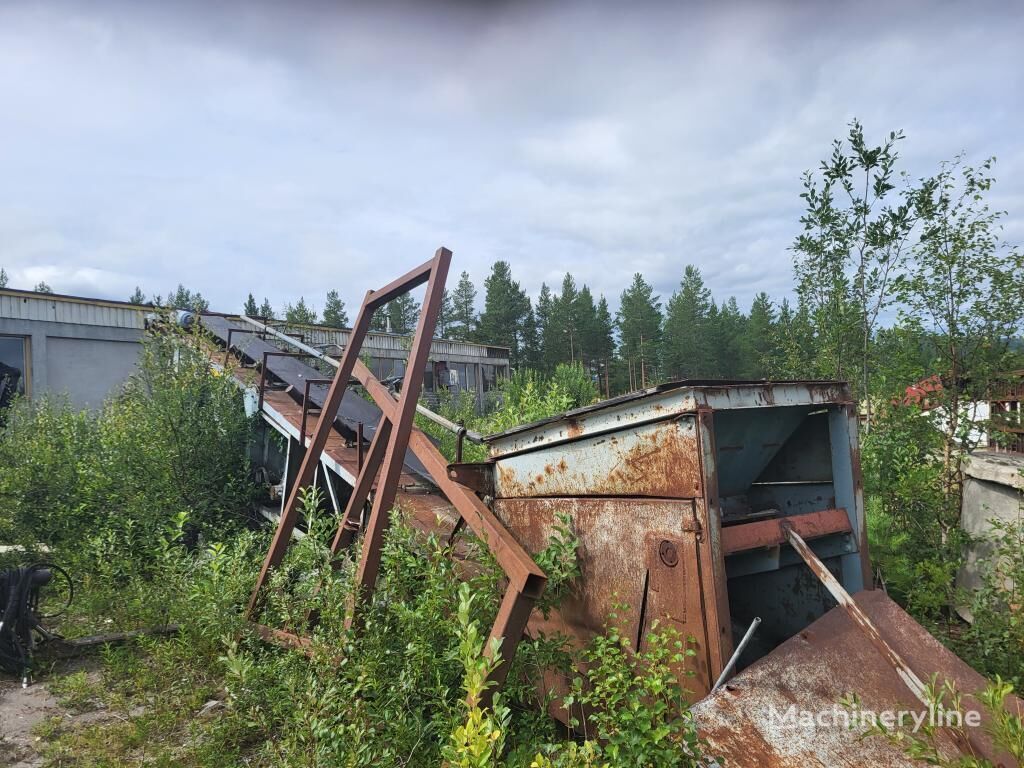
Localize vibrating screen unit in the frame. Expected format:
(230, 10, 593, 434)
(483, 380, 869, 703)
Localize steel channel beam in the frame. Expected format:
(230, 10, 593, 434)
(300, 378, 332, 445)
(245, 252, 440, 617)
(351, 248, 451, 605)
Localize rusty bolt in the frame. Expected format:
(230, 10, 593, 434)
(659, 540, 679, 567)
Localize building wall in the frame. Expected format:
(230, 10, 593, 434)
(956, 451, 1024, 622)
(0, 290, 148, 410)
(273, 321, 511, 413)
(1, 290, 511, 414)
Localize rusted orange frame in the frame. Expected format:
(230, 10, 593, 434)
(245, 248, 546, 695)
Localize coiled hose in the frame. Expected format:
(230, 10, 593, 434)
(0, 563, 72, 684)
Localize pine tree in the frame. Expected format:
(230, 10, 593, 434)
(576, 285, 599, 371)
(129, 287, 147, 305)
(774, 297, 817, 378)
(536, 283, 557, 373)
(593, 295, 616, 395)
(521, 304, 541, 370)
(450, 271, 478, 340)
(0, 267, 8, 288)
(616, 273, 662, 388)
(285, 297, 317, 325)
(322, 289, 349, 327)
(258, 298, 275, 320)
(663, 265, 711, 379)
(742, 293, 777, 378)
(437, 288, 455, 338)
(34, 281, 53, 294)
(478, 261, 531, 368)
(549, 274, 581, 366)
(243, 293, 259, 317)
(714, 296, 747, 377)
(166, 284, 209, 312)
(386, 293, 420, 335)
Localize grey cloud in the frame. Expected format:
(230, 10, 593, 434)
(0, 0, 1021, 318)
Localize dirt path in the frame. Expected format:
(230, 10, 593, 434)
(0, 675, 59, 768)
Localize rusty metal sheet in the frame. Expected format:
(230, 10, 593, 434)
(486, 381, 852, 456)
(641, 530, 714, 695)
(494, 497, 714, 695)
(493, 417, 703, 498)
(693, 590, 1021, 767)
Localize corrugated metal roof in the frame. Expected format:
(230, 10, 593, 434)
(0, 289, 147, 329)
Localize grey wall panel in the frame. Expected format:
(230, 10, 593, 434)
(44, 336, 142, 409)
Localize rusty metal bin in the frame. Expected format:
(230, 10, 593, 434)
(485, 380, 869, 701)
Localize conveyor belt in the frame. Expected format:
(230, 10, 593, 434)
(201, 314, 435, 484)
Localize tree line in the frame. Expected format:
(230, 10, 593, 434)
(87, 121, 1011, 403)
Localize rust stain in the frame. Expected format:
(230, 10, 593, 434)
(495, 421, 703, 499)
(602, 425, 702, 497)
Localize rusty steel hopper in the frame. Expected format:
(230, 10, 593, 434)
(485, 379, 868, 699)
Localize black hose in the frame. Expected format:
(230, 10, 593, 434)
(0, 563, 71, 682)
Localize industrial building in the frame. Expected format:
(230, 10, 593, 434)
(0, 287, 509, 413)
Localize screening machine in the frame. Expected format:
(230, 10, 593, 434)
(482, 380, 867, 698)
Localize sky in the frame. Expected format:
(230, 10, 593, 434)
(0, 0, 1022, 319)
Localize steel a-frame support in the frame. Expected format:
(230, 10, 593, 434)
(246, 247, 451, 617)
(244, 248, 546, 698)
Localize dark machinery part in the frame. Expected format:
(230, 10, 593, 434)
(0, 563, 73, 685)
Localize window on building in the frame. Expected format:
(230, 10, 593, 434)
(449, 362, 474, 392)
(0, 335, 28, 409)
(482, 364, 498, 392)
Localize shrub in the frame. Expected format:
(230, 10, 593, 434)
(958, 516, 1024, 687)
(862, 402, 964, 624)
(846, 675, 1023, 767)
(560, 614, 708, 768)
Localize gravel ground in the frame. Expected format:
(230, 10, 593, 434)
(0, 674, 58, 768)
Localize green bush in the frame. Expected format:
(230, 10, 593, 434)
(862, 403, 964, 623)
(958, 517, 1024, 687)
(560, 615, 707, 768)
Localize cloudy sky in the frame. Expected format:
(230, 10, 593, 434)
(1, 0, 1021, 318)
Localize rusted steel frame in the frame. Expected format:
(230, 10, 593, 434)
(356, 422, 365, 471)
(224, 327, 257, 367)
(455, 426, 467, 462)
(257, 351, 313, 413)
(695, 408, 734, 682)
(721, 508, 851, 556)
(300, 378, 333, 445)
(329, 418, 393, 554)
(352, 248, 452, 603)
(480, 585, 537, 705)
(351, 357, 546, 597)
(247, 252, 442, 618)
(783, 524, 929, 705)
(366, 258, 436, 307)
(445, 462, 494, 498)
